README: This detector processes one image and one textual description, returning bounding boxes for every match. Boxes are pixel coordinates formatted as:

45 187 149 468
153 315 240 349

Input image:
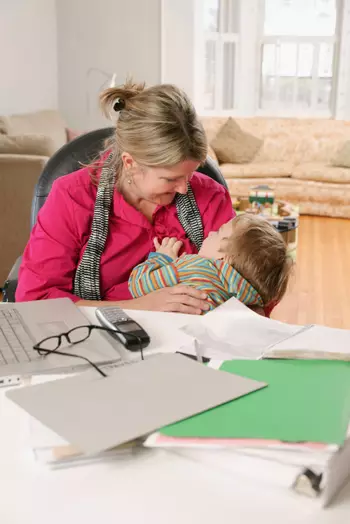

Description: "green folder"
160 360 350 445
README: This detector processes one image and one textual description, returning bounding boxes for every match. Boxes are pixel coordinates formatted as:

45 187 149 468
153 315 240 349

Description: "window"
259 0 339 115
196 0 341 116
202 0 240 112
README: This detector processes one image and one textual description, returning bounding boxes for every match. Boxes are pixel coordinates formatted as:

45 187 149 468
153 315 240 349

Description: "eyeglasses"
33 325 145 378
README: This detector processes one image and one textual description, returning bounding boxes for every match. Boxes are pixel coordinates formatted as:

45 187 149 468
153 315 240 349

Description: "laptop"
0 298 123 386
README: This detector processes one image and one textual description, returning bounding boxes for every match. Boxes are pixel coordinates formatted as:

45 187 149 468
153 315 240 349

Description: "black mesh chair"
2 127 227 302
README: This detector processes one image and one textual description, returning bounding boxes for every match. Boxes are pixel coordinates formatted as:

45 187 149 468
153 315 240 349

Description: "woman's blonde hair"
96 80 207 182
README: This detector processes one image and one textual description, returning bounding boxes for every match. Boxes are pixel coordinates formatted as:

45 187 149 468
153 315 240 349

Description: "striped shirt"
128 253 264 311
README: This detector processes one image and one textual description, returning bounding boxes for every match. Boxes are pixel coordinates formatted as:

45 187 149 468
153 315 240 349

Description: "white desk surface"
1 308 350 524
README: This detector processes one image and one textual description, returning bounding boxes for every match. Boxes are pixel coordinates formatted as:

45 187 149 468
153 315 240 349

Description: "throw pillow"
66 128 83 141
0 134 57 157
211 117 263 164
332 141 350 168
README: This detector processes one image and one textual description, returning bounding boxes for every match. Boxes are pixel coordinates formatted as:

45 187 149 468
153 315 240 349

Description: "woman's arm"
16 180 209 314
76 286 210 315
16 179 84 302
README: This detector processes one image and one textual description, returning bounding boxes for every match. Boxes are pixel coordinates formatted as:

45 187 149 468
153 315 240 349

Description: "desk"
1 308 350 524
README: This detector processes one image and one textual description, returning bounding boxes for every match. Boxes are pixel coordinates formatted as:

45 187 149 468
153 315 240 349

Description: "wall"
56 0 161 130
335 0 350 119
161 0 196 99
0 0 57 115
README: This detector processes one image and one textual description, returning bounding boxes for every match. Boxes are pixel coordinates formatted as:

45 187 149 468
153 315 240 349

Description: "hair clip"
113 97 126 112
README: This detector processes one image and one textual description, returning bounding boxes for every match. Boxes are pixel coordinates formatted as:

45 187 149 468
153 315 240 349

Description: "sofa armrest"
0 154 48 286
0 153 49 167
2 256 22 302
0 135 57 157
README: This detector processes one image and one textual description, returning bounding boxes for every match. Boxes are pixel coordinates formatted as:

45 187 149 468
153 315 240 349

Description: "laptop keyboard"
0 309 37 366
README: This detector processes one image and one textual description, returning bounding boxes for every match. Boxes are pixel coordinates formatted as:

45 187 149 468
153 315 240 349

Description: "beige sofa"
0 110 68 285
203 117 350 219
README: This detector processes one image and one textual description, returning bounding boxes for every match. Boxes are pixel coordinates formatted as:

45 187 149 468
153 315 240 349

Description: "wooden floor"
272 216 350 329
1 216 349 328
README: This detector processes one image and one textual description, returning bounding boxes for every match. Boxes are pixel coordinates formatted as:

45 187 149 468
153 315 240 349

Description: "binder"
149 360 350 506
166 443 350 507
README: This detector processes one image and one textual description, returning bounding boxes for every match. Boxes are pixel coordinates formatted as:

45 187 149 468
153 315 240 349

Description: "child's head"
198 214 293 305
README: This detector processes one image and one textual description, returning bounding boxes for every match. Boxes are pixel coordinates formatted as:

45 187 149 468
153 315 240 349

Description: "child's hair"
223 214 293 305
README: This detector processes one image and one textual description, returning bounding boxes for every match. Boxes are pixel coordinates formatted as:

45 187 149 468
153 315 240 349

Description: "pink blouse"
16 168 235 302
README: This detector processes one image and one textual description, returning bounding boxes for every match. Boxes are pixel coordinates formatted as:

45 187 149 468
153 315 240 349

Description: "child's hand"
154 237 183 260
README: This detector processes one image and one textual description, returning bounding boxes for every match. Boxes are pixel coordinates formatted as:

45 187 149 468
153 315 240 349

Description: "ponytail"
99 80 145 119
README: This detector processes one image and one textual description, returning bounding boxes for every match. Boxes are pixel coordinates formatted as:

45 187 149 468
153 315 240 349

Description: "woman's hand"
127 285 210 315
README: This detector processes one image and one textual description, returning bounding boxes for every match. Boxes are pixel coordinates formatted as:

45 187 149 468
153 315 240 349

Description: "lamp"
86 68 117 129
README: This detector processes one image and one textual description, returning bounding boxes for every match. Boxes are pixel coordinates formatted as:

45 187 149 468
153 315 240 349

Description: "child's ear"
217 246 227 261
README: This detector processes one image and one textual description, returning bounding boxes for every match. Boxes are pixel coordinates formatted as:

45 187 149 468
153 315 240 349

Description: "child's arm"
128 237 183 298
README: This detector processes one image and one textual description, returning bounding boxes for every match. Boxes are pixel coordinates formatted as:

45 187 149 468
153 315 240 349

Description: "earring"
127 177 132 184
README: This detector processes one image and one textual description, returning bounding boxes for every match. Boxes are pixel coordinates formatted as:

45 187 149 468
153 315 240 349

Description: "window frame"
256 0 341 117
195 0 241 116
194 0 342 117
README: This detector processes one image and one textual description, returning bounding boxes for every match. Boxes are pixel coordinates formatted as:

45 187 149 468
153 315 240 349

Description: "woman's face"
122 154 200 206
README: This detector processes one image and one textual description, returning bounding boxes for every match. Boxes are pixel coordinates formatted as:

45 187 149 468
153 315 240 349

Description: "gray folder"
6 353 266 455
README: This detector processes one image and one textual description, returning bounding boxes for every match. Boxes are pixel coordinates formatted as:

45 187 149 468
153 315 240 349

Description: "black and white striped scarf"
73 162 204 300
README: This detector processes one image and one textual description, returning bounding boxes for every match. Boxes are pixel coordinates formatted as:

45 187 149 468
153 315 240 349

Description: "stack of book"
145 359 350 506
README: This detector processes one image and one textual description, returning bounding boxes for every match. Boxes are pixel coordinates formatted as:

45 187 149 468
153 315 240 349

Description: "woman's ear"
121 152 136 171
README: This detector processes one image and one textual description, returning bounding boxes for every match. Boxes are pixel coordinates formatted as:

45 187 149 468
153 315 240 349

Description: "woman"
16 81 235 314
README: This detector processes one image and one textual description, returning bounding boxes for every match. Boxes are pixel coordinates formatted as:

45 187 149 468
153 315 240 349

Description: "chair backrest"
31 127 228 228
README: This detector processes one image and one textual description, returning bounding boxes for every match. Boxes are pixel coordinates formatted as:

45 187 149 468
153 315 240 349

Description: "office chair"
2 127 228 302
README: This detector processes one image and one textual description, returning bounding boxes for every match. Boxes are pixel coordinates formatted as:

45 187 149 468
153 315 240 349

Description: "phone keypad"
101 308 130 324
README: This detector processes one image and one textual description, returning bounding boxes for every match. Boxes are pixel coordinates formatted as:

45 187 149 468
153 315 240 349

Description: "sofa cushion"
0 117 7 135
226 177 350 206
220 162 293 179
0 110 66 151
332 140 350 168
211 118 263 164
292 162 350 184
202 117 350 164
0 134 57 157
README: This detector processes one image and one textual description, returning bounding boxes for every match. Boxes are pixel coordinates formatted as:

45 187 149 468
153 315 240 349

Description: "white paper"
269 325 350 359
180 297 302 360
180 297 350 361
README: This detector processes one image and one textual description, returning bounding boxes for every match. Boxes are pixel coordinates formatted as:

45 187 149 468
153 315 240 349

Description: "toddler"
128 214 292 312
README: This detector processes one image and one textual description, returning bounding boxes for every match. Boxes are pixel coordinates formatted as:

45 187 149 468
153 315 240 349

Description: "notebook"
6 353 266 455
159 359 350 445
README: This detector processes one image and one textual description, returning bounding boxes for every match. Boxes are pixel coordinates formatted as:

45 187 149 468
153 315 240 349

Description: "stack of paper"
29 413 147 467
265 324 350 360
147 360 350 446
180 297 350 361
25 374 146 467
145 359 350 505
7 354 266 462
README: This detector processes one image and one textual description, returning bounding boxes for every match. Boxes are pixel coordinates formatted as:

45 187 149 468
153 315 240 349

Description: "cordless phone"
95 307 151 351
